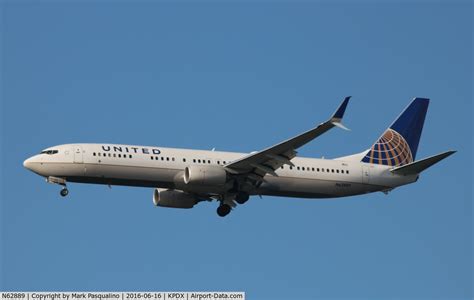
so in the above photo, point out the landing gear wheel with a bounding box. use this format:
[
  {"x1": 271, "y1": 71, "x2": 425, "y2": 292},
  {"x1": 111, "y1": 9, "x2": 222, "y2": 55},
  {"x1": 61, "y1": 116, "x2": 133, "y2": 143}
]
[
  {"x1": 60, "y1": 188, "x2": 69, "y2": 197},
  {"x1": 235, "y1": 193, "x2": 249, "y2": 204},
  {"x1": 217, "y1": 204, "x2": 231, "y2": 217}
]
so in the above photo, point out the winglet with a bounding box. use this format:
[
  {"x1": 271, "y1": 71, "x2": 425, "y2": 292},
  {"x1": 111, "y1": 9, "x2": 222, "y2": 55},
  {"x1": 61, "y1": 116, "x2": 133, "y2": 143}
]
[
  {"x1": 333, "y1": 121, "x2": 351, "y2": 131},
  {"x1": 332, "y1": 96, "x2": 351, "y2": 120},
  {"x1": 330, "y1": 96, "x2": 351, "y2": 130}
]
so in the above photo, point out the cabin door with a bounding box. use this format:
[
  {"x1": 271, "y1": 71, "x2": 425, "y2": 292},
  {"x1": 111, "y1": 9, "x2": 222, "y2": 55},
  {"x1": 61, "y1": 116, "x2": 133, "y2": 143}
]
[
  {"x1": 362, "y1": 165, "x2": 370, "y2": 184},
  {"x1": 73, "y1": 145, "x2": 83, "y2": 163}
]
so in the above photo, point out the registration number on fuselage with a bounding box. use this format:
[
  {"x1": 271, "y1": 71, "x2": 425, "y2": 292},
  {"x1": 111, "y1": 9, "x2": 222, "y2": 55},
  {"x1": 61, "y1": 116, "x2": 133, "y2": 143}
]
[{"x1": 335, "y1": 182, "x2": 351, "y2": 188}]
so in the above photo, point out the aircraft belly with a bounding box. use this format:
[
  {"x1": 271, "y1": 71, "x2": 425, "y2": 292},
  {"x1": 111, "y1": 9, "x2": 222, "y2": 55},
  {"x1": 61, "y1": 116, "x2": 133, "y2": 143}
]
[
  {"x1": 258, "y1": 176, "x2": 335, "y2": 198},
  {"x1": 258, "y1": 176, "x2": 379, "y2": 198},
  {"x1": 80, "y1": 163, "x2": 177, "y2": 187}
]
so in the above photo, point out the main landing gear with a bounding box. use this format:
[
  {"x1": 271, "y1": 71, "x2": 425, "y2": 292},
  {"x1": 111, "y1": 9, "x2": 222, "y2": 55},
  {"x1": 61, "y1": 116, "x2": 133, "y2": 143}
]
[
  {"x1": 217, "y1": 204, "x2": 232, "y2": 217},
  {"x1": 215, "y1": 192, "x2": 250, "y2": 217},
  {"x1": 235, "y1": 192, "x2": 249, "y2": 204}
]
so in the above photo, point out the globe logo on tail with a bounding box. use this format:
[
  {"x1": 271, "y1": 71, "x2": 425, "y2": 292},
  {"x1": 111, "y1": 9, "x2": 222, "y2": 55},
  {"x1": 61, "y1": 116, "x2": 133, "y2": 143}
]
[{"x1": 362, "y1": 129, "x2": 413, "y2": 167}]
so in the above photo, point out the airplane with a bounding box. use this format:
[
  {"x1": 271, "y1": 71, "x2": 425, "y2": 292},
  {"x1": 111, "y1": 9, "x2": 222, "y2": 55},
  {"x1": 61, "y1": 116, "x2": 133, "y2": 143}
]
[{"x1": 23, "y1": 97, "x2": 455, "y2": 217}]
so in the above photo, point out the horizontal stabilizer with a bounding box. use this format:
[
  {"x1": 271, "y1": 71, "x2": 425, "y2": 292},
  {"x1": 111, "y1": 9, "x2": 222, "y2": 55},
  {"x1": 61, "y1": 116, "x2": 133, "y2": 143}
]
[{"x1": 390, "y1": 150, "x2": 456, "y2": 175}]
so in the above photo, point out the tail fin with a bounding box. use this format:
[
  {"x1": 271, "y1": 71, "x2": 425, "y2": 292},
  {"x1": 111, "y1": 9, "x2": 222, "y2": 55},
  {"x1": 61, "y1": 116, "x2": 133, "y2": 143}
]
[{"x1": 361, "y1": 98, "x2": 429, "y2": 167}]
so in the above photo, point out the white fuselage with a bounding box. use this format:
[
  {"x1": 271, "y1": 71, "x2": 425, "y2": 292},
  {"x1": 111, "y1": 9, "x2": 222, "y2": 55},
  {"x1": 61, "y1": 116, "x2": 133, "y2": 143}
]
[{"x1": 24, "y1": 143, "x2": 418, "y2": 199}]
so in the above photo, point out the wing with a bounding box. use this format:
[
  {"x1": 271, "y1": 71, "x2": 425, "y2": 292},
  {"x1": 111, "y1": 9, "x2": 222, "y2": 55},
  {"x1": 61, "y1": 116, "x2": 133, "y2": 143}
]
[{"x1": 224, "y1": 97, "x2": 351, "y2": 181}]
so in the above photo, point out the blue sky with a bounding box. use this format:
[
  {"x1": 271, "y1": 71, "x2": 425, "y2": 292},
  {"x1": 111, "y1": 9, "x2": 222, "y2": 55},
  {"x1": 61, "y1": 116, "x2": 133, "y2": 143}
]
[{"x1": 1, "y1": 1, "x2": 472, "y2": 299}]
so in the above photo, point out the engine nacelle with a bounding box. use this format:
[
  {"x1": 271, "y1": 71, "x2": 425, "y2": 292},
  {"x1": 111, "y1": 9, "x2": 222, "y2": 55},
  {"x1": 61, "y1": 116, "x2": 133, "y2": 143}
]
[
  {"x1": 153, "y1": 188, "x2": 197, "y2": 209},
  {"x1": 183, "y1": 165, "x2": 227, "y2": 186}
]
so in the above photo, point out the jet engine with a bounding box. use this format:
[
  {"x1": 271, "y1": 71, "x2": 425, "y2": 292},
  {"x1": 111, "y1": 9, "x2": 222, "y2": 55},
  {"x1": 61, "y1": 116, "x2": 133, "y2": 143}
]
[
  {"x1": 183, "y1": 165, "x2": 227, "y2": 186},
  {"x1": 153, "y1": 188, "x2": 197, "y2": 209}
]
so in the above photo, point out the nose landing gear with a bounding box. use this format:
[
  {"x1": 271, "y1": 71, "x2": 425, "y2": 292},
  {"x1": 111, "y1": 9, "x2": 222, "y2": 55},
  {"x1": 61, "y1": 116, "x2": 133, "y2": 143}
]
[
  {"x1": 60, "y1": 187, "x2": 69, "y2": 197},
  {"x1": 46, "y1": 176, "x2": 69, "y2": 197}
]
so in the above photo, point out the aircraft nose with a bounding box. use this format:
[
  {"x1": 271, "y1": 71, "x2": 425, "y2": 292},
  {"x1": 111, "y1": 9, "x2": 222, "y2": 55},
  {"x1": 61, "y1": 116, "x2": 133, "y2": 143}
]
[
  {"x1": 23, "y1": 157, "x2": 33, "y2": 169},
  {"x1": 24, "y1": 155, "x2": 45, "y2": 175}
]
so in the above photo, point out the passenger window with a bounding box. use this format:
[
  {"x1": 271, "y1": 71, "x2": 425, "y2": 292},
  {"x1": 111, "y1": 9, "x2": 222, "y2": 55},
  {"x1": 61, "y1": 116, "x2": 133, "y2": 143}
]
[
  {"x1": 223, "y1": 161, "x2": 226, "y2": 164},
  {"x1": 302, "y1": 167, "x2": 305, "y2": 171},
  {"x1": 198, "y1": 159, "x2": 201, "y2": 163},
  {"x1": 108, "y1": 153, "x2": 111, "y2": 157},
  {"x1": 118, "y1": 154, "x2": 121, "y2": 158},
  {"x1": 346, "y1": 170, "x2": 349, "y2": 174},
  {"x1": 317, "y1": 168, "x2": 320, "y2": 172},
  {"x1": 172, "y1": 157, "x2": 175, "y2": 161},
  {"x1": 161, "y1": 157, "x2": 164, "y2": 161},
  {"x1": 113, "y1": 154, "x2": 116, "y2": 158},
  {"x1": 217, "y1": 161, "x2": 220, "y2": 165},
  {"x1": 321, "y1": 168, "x2": 324, "y2": 172},
  {"x1": 208, "y1": 160, "x2": 211, "y2": 164},
  {"x1": 331, "y1": 169, "x2": 334, "y2": 173},
  {"x1": 183, "y1": 158, "x2": 186, "y2": 162},
  {"x1": 327, "y1": 169, "x2": 330, "y2": 172},
  {"x1": 193, "y1": 159, "x2": 196, "y2": 163},
  {"x1": 290, "y1": 166, "x2": 293, "y2": 170},
  {"x1": 336, "y1": 170, "x2": 339, "y2": 173},
  {"x1": 166, "y1": 157, "x2": 169, "y2": 161},
  {"x1": 93, "y1": 152, "x2": 96, "y2": 156},
  {"x1": 151, "y1": 156, "x2": 154, "y2": 160},
  {"x1": 312, "y1": 167, "x2": 314, "y2": 171},
  {"x1": 129, "y1": 155, "x2": 132, "y2": 158},
  {"x1": 297, "y1": 167, "x2": 300, "y2": 170}
]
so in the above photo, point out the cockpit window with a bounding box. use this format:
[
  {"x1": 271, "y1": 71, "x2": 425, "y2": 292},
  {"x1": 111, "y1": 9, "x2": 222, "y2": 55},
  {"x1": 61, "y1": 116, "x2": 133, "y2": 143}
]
[{"x1": 40, "y1": 150, "x2": 59, "y2": 155}]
